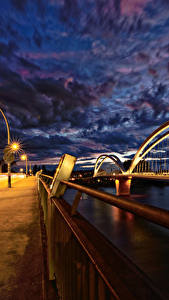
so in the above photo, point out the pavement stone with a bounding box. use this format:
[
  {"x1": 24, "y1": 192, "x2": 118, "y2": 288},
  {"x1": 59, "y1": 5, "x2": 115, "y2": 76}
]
[{"x1": 0, "y1": 177, "x2": 44, "y2": 300}]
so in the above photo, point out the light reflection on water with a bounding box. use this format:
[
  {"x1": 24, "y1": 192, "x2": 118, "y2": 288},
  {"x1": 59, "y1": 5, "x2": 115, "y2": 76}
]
[
  {"x1": 64, "y1": 183, "x2": 169, "y2": 295},
  {"x1": 64, "y1": 184, "x2": 169, "y2": 252}
]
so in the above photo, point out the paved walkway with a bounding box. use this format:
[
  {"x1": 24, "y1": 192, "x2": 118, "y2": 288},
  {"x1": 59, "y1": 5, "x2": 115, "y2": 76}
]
[{"x1": 0, "y1": 177, "x2": 44, "y2": 300}]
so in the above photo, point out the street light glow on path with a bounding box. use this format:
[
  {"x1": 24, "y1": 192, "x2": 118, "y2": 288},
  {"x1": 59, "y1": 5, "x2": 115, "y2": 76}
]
[{"x1": 20, "y1": 154, "x2": 28, "y2": 176}]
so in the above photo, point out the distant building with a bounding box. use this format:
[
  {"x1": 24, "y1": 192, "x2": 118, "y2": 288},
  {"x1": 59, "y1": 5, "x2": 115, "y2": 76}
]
[{"x1": 71, "y1": 169, "x2": 94, "y2": 179}]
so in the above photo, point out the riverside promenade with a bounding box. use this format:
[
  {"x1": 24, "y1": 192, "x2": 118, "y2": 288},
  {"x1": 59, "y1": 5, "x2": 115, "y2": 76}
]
[{"x1": 0, "y1": 177, "x2": 44, "y2": 300}]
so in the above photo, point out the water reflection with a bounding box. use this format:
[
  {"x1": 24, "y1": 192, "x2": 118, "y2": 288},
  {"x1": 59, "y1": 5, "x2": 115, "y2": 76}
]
[{"x1": 64, "y1": 183, "x2": 169, "y2": 295}]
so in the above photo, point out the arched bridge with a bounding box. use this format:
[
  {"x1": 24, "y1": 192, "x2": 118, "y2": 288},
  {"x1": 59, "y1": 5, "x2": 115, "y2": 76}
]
[
  {"x1": 93, "y1": 120, "x2": 169, "y2": 195},
  {"x1": 93, "y1": 154, "x2": 126, "y2": 177}
]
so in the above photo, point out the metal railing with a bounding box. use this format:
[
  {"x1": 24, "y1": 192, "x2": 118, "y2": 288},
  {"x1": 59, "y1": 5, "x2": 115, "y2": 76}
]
[
  {"x1": 38, "y1": 173, "x2": 167, "y2": 300},
  {"x1": 61, "y1": 180, "x2": 169, "y2": 229}
]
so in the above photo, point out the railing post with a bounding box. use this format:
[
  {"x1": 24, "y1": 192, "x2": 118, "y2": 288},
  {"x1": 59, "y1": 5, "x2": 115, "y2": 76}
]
[
  {"x1": 48, "y1": 154, "x2": 77, "y2": 280},
  {"x1": 71, "y1": 191, "x2": 82, "y2": 216},
  {"x1": 36, "y1": 170, "x2": 42, "y2": 193},
  {"x1": 50, "y1": 154, "x2": 77, "y2": 198},
  {"x1": 47, "y1": 197, "x2": 56, "y2": 280}
]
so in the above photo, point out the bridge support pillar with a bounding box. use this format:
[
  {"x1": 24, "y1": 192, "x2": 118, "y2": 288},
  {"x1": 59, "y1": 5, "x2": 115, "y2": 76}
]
[{"x1": 115, "y1": 176, "x2": 132, "y2": 196}]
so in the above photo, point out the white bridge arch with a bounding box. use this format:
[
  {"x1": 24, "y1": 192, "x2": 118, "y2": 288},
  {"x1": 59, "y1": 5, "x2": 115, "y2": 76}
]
[
  {"x1": 128, "y1": 120, "x2": 169, "y2": 173},
  {"x1": 93, "y1": 154, "x2": 126, "y2": 177},
  {"x1": 94, "y1": 120, "x2": 169, "y2": 177}
]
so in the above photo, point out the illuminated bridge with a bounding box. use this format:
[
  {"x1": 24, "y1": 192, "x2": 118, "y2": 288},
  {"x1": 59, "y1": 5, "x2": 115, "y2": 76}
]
[
  {"x1": 93, "y1": 120, "x2": 169, "y2": 195},
  {"x1": 0, "y1": 121, "x2": 169, "y2": 300}
]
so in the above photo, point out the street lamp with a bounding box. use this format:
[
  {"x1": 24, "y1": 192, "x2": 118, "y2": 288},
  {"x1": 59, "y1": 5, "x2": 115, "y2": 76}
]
[
  {"x1": 20, "y1": 154, "x2": 28, "y2": 176},
  {"x1": 0, "y1": 108, "x2": 22, "y2": 187},
  {"x1": 3, "y1": 141, "x2": 21, "y2": 186},
  {"x1": 0, "y1": 108, "x2": 11, "y2": 187}
]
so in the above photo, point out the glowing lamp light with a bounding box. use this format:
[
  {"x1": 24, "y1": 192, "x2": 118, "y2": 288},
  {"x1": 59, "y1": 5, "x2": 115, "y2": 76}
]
[
  {"x1": 20, "y1": 154, "x2": 28, "y2": 176},
  {"x1": 20, "y1": 154, "x2": 27, "y2": 161},
  {"x1": 11, "y1": 142, "x2": 20, "y2": 151},
  {"x1": 20, "y1": 168, "x2": 23, "y2": 172}
]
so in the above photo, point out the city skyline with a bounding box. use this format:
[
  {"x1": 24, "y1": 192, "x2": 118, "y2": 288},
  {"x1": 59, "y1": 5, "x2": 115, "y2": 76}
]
[{"x1": 0, "y1": 0, "x2": 169, "y2": 168}]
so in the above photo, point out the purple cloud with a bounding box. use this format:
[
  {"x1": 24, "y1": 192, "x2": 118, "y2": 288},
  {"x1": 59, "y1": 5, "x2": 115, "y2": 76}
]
[{"x1": 0, "y1": 0, "x2": 169, "y2": 167}]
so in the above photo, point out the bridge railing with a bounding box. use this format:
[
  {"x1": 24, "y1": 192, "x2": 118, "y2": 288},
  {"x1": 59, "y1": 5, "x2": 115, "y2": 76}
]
[{"x1": 37, "y1": 173, "x2": 168, "y2": 300}]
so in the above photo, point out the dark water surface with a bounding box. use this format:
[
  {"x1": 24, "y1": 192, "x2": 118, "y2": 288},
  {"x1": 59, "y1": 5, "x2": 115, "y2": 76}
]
[{"x1": 64, "y1": 182, "x2": 169, "y2": 296}]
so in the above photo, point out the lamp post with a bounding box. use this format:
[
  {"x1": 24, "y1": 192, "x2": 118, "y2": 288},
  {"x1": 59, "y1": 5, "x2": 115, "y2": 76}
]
[
  {"x1": 29, "y1": 163, "x2": 32, "y2": 176},
  {"x1": 3, "y1": 141, "x2": 21, "y2": 187},
  {"x1": 20, "y1": 154, "x2": 28, "y2": 176},
  {"x1": 0, "y1": 108, "x2": 11, "y2": 188}
]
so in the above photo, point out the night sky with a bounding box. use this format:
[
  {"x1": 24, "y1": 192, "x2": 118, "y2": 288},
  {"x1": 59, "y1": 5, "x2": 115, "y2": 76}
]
[{"x1": 0, "y1": 0, "x2": 169, "y2": 169}]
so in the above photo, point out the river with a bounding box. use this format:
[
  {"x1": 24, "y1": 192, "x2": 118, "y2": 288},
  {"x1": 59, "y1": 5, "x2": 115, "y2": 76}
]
[{"x1": 64, "y1": 181, "x2": 169, "y2": 297}]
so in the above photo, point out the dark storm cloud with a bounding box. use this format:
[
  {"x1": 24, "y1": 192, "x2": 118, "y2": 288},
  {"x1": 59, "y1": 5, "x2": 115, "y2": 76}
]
[
  {"x1": 0, "y1": 41, "x2": 18, "y2": 58},
  {"x1": 0, "y1": 64, "x2": 51, "y2": 129},
  {"x1": 24, "y1": 133, "x2": 74, "y2": 152},
  {"x1": 89, "y1": 112, "x2": 129, "y2": 132},
  {"x1": 60, "y1": 0, "x2": 81, "y2": 24},
  {"x1": 97, "y1": 79, "x2": 116, "y2": 97},
  {"x1": 95, "y1": 131, "x2": 131, "y2": 146},
  {"x1": 17, "y1": 56, "x2": 40, "y2": 71},
  {"x1": 0, "y1": 57, "x2": 98, "y2": 131},
  {"x1": 10, "y1": 0, "x2": 45, "y2": 15},
  {"x1": 59, "y1": 0, "x2": 149, "y2": 37},
  {"x1": 0, "y1": 0, "x2": 169, "y2": 165},
  {"x1": 0, "y1": 61, "x2": 21, "y2": 84},
  {"x1": 33, "y1": 28, "x2": 42, "y2": 48},
  {"x1": 21, "y1": 132, "x2": 96, "y2": 163},
  {"x1": 127, "y1": 83, "x2": 169, "y2": 126},
  {"x1": 10, "y1": 0, "x2": 27, "y2": 11},
  {"x1": 28, "y1": 77, "x2": 98, "y2": 127},
  {"x1": 83, "y1": 128, "x2": 136, "y2": 150}
]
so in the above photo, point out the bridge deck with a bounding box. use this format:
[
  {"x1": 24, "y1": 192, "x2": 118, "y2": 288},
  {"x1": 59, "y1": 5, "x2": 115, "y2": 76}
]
[{"x1": 0, "y1": 177, "x2": 44, "y2": 300}]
